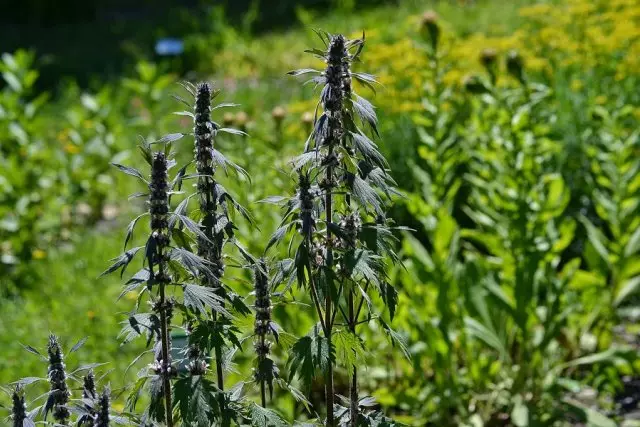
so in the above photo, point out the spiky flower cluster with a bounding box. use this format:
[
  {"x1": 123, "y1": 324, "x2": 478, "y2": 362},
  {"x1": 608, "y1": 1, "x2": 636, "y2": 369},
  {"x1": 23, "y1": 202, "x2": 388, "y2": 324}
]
[
  {"x1": 253, "y1": 259, "x2": 272, "y2": 360},
  {"x1": 194, "y1": 82, "x2": 226, "y2": 286},
  {"x1": 47, "y1": 334, "x2": 71, "y2": 424},
  {"x1": 95, "y1": 388, "x2": 110, "y2": 427},
  {"x1": 150, "y1": 152, "x2": 170, "y2": 251},
  {"x1": 296, "y1": 173, "x2": 316, "y2": 240},
  {"x1": 11, "y1": 386, "x2": 27, "y2": 427},
  {"x1": 338, "y1": 212, "x2": 362, "y2": 250},
  {"x1": 83, "y1": 370, "x2": 97, "y2": 400}
]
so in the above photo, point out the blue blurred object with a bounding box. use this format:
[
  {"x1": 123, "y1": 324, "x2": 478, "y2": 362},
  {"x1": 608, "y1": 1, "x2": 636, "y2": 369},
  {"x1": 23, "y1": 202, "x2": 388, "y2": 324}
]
[{"x1": 155, "y1": 38, "x2": 184, "y2": 56}]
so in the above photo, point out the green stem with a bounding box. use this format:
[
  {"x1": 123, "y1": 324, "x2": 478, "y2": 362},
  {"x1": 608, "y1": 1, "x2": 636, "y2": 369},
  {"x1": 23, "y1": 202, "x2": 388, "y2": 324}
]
[
  {"x1": 348, "y1": 290, "x2": 358, "y2": 427},
  {"x1": 324, "y1": 157, "x2": 335, "y2": 427},
  {"x1": 158, "y1": 272, "x2": 173, "y2": 427}
]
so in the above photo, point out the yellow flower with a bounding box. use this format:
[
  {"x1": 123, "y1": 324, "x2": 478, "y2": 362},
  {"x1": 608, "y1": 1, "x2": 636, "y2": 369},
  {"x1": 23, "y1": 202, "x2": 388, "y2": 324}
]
[
  {"x1": 32, "y1": 249, "x2": 46, "y2": 259},
  {"x1": 64, "y1": 143, "x2": 81, "y2": 154},
  {"x1": 570, "y1": 79, "x2": 584, "y2": 91}
]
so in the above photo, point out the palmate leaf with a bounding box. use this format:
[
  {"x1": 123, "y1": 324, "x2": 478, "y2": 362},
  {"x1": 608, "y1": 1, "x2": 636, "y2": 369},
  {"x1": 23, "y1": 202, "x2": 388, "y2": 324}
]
[
  {"x1": 334, "y1": 329, "x2": 366, "y2": 378},
  {"x1": 352, "y1": 94, "x2": 378, "y2": 134},
  {"x1": 118, "y1": 268, "x2": 151, "y2": 300},
  {"x1": 248, "y1": 402, "x2": 288, "y2": 427},
  {"x1": 353, "y1": 175, "x2": 383, "y2": 215},
  {"x1": 169, "y1": 247, "x2": 214, "y2": 280},
  {"x1": 291, "y1": 151, "x2": 320, "y2": 171},
  {"x1": 209, "y1": 148, "x2": 250, "y2": 181},
  {"x1": 351, "y1": 132, "x2": 386, "y2": 170},
  {"x1": 183, "y1": 284, "x2": 231, "y2": 317},
  {"x1": 265, "y1": 223, "x2": 295, "y2": 253},
  {"x1": 101, "y1": 247, "x2": 144, "y2": 278},
  {"x1": 366, "y1": 167, "x2": 400, "y2": 200},
  {"x1": 171, "y1": 213, "x2": 212, "y2": 244},
  {"x1": 120, "y1": 314, "x2": 159, "y2": 347},
  {"x1": 174, "y1": 376, "x2": 219, "y2": 427},
  {"x1": 352, "y1": 72, "x2": 378, "y2": 94},
  {"x1": 287, "y1": 325, "x2": 333, "y2": 388},
  {"x1": 346, "y1": 249, "x2": 383, "y2": 289}
]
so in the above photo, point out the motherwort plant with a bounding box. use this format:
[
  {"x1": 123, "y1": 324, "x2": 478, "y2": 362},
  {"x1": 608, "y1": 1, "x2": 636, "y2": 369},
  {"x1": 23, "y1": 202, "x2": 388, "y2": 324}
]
[
  {"x1": 105, "y1": 134, "x2": 231, "y2": 425},
  {"x1": 267, "y1": 31, "x2": 403, "y2": 426}
]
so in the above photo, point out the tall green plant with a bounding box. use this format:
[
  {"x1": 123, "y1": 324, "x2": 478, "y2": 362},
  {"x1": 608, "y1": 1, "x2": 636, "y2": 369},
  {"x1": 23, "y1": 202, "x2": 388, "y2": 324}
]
[
  {"x1": 104, "y1": 137, "x2": 231, "y2": 425},
  {"x1": 273, "y1": 30, "x2": 403, "y2": 426}
]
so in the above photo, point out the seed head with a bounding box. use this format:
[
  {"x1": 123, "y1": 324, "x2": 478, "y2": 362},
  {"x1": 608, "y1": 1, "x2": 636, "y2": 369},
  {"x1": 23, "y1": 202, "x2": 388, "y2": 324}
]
[
  {"x1": 420, "y1": 11, "x2": 440, "y2": 51},
  {"x1": 194, "y1": 82, "x2": 215, "y2": 179}
]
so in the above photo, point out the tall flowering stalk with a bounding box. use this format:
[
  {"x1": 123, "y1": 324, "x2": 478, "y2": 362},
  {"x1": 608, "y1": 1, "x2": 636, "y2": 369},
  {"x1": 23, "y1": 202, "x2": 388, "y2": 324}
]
[
  {"x1": 46, "y1": 334, "x2": 71, "y2": 425},
  {"x1": 273, "y1": 31, "x2": 401, "y2": 426},
  {"x1": 105, "y1": 131, "x2": 231, "y2": 424},
  {"x1": 170, "y1": 81, "x2": 254, "y2": 426},
  {"x1": 148, "y1": 151, "x2": 175, "y2": 426}
]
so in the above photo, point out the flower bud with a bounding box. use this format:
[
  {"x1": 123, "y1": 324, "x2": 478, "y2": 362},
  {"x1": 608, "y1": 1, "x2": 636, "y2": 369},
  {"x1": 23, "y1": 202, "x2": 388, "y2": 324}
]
[
  {"x1": 223, "y1": 112, "x2": 235, "y2": 127},
  {"x1": 420, "y1": 11, "x2": 440, "y2": 51},
  {"x1": 271, "y1": 106, "x2": 287, "y2": 123},
  {"x1": 235, "y1": 111, "x2": 249, "y2": 127},
  {"x1": 506, "y1": 50, "x2": 525, "y2": 84},
  {"x1": 463, "y1": 74, "x2": 489, "y2": 94}
]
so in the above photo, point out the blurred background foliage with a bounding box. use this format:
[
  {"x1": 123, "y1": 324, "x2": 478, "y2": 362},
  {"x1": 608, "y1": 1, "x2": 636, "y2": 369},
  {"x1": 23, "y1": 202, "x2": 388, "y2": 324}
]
[{"x1": 1, "y1": 0, "x2": 639, "y2": 425}]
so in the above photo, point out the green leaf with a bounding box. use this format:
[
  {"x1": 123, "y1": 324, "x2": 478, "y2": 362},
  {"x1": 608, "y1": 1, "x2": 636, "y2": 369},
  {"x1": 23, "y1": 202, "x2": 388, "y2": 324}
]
[
  {"x1": 578, "y1": 215, "x2": 611, "y2": 266},
  {"x1": 614, "y1": 275, "x2": 640, "y2": 307},
  {"x1": 248, "y1": 402, "x2": 288, "y2": 427},
  {"x1": 464, "y1": 317, "x2": 507, "y2": 360},
  {"x1": 334, "y1": 329, "x2": 366, "y2": 377},
  {"x1": 624, "y1": 226, "x2": 640, "y2": 258},
  {"x1": 563, "y1": 398, "x2": 617, "y2": 427},
  {"x1": 287, "y1": 325, "x2": 332, "y2": 387}
]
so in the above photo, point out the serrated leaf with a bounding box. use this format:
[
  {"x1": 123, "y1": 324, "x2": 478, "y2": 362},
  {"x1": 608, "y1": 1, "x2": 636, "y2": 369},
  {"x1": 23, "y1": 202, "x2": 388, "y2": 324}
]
[{"x1": 183, "y1": 284, "x2": 230, "y2": 317}]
